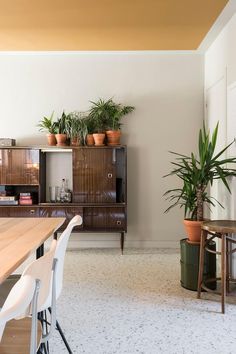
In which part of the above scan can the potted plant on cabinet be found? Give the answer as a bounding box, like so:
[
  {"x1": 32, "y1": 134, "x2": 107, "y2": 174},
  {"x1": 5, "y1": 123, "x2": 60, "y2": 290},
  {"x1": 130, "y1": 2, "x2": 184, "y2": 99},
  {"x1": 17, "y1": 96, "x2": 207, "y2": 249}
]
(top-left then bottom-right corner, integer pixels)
[
  {"x1": 37, "y1": 112, "x2": 57, "y2": 146},
  {"x1": 66, "y1": 112, "x2": 89, "y2": 146},
  {"x1": 55, "y1": 111, "x2": 69, "y2": 146},
  {"x1": 88, "y1": 99, "x2": 111, "y2": 146},
  {"x1": 65, "y1": 114, "x2": 80, "y2": 146},
  {"x1": 85, "y1": 116, "x2": 95, "y2": 146},
  {"x1": 105, "y1": 101, "x2": 135, "y2": 145},
  {"x1": 164, "y1": 122, "x2": 236, "y2": 243}
]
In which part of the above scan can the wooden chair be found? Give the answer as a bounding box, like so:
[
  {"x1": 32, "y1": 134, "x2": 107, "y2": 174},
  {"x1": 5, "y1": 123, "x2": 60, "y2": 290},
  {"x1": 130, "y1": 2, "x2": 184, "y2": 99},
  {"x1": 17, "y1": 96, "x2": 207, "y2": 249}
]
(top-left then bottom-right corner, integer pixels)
[{"x1": 197, "y1": 220, "x2": 236, "y2": 314}]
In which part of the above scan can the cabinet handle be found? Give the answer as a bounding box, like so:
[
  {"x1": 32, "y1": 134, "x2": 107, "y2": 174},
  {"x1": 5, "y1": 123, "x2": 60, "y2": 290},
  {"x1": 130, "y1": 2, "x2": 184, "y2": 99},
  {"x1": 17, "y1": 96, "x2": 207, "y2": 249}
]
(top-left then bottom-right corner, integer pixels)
[
  {"x1": 108, "y1": 173, "x2": 113, "y2": 179},
  {"x1": 116, "y1": 220, "x2": 121, "y2": 225},
  {"x1": 30, "y1": 209, "x2": 35, "y2": 215}
]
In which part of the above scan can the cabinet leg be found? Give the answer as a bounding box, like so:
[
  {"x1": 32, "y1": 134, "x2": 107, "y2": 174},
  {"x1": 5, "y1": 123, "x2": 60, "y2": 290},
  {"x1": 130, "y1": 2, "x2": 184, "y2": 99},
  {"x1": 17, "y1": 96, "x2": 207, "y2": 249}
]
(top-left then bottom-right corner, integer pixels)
[{"x1": 120, "y1": 232, "x2": 125, "y2": 255}]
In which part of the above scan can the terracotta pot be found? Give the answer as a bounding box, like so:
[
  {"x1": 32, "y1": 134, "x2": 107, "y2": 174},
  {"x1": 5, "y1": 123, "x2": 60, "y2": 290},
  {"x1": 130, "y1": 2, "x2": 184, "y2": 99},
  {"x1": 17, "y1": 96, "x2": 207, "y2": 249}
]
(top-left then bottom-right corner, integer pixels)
[
  {"x1": 93, "y1": 133, "x2": 105, "y2": 146},
  {"x1": 55, "y1": 134, "x2": 67, "y2": 146},
  {"x1": 183, "y1": 219, "x2": 203, "y2": 244},
  {"x1": 70, "y1": 137, "x2": 80, "y2": 146},
  {"x1": 86, "y1": 134, "x2": 95, "y2": 146},
  {"x1": 106, "y1": 130, "x2": 121, "y2": 145},
  {"x1": 47, "y1": 134, "x2": 56, "y2": 146}
]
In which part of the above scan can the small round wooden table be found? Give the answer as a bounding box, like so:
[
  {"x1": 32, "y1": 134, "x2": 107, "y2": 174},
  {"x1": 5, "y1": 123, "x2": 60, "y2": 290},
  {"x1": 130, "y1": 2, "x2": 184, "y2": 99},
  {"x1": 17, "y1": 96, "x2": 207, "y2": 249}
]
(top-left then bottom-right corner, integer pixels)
[{"x1": 197, "y1": 220, "x2": 236, "y2": 314}]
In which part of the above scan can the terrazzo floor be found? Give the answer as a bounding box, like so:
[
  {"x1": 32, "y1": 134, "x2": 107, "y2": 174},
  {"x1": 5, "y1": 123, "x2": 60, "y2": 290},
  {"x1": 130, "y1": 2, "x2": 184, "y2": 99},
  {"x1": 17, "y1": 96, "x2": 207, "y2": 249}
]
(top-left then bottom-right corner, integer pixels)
[{"x1": 50, "y1": 249, "x2": 236, "y2": 354}]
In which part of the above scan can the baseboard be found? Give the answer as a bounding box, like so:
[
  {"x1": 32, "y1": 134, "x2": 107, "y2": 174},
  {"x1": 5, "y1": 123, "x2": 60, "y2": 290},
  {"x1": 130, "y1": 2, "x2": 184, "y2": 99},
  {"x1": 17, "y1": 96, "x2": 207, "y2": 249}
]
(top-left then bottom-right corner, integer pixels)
[{"x1": 66, "y1": 233, "x2": 179, "y2": 250}]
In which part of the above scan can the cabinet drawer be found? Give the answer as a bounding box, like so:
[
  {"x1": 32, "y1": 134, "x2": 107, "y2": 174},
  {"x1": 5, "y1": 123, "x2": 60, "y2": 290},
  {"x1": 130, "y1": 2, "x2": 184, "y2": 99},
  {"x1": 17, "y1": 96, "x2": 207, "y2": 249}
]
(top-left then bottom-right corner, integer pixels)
[
  {"x1": 39, "y1": 206, "x2": 83, "y2": 230},
  {"x1": 8, "y1": 207, "x2": 39, "y2": 217},
  {"x1": 83, "y1": 207, "x2": 126, "y2": 231}
]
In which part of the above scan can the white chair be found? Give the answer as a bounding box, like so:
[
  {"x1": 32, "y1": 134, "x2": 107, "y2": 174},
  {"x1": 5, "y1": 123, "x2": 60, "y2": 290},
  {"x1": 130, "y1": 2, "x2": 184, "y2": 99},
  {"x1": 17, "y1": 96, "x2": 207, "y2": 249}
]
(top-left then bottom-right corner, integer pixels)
[
  {"x1": 0, "y1": 215, "x2": 83, "y2": 353},
  {"x1": 45, "y1": 215, "x2": 83, "y2": 353},
  {"x1": 0, "y1": 239, "x2": 58, "y2": 353},
  {"x1": 0, "y1": 275, "x2": 41, "y2": 354}
]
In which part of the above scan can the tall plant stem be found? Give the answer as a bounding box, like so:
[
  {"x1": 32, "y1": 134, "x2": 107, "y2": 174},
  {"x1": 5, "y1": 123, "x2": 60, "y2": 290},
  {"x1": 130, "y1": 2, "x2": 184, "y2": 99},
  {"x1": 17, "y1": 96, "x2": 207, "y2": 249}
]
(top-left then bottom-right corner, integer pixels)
[{"x1": 196, "y1": 185, "x2": 204, "y2": 221}]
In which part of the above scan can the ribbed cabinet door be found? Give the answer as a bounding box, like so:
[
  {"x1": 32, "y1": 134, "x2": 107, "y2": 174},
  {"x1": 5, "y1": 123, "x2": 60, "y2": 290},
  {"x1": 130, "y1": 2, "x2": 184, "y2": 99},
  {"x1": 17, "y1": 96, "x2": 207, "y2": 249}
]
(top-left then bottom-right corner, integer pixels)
[
  {"x1": 8, "y1": 149, "x2": 39, "y2": 185},
  {"x1": 0, "y1": 149, "x2": 9, "y2": 184},
  {"x1": 73, "y1": 149, "x2": 116, "y2": 203}
]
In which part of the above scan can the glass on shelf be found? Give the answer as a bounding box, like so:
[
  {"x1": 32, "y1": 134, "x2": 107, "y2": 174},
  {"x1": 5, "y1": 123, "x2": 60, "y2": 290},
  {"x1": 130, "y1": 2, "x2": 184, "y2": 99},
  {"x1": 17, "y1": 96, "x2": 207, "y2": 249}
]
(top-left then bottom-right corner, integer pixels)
[{"x1": 49, "y1": 186, "x2": 59, "y2": 203}]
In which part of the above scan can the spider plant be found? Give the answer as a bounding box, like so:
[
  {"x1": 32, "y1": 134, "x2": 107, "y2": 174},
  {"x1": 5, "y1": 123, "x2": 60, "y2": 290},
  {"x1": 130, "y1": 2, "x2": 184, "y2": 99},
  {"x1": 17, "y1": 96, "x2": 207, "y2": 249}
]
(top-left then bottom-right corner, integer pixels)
[
  {"x1": 37, "y1": 112, "x2": 57, "y2": 134},
  {"x1": 66, "y1": 112, "x2": 88, "y2": 145},
  {"x1": 164, "y1": 122, "x2": 236, "y2": 221}
]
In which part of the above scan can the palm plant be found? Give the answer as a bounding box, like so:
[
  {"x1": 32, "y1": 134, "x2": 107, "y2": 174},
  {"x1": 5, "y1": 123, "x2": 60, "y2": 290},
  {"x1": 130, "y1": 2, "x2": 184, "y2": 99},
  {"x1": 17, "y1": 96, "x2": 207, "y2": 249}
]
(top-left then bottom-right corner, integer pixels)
[
  {"x1": 89, "y1": 98, "x2": 134, "y2": 131},
  {"x1": 105, "y1": 102, "x2": 135, "y2": 131},
  {"x1": 164, "y1": 122, "x2": 236, "y2": 221},
  {"x1": 89, "y1": 98, "x2": 112, "y2": 132}
]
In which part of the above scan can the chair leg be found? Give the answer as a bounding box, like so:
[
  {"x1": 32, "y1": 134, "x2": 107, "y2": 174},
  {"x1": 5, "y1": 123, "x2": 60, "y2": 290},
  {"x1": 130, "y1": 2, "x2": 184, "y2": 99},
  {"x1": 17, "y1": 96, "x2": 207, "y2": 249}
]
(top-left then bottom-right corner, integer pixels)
[
  {"x1": 197, "y1": 229, "x2": 206, "y2": 299},
  {"x1": 48, "y1": 307, "x2": 72, "y2": 354},
  {"x1": 56, "y1": 320, "x2": 73, "y2": 354},
  {"x1": 226, "y1": 236, "x2": 230, "y2": 295},
  {"x1": 221, "y1": 235, "x2": 226, "y2": 314}
]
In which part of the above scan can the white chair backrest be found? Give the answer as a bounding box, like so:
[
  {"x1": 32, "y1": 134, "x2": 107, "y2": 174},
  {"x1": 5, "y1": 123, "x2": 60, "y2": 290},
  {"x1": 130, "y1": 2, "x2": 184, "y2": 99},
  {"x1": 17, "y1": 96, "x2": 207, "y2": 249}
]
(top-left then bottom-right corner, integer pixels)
[
  {"x1": 22, "y1": 239, "x2": 57, "y2": 312},
  {"x1": 43, "y1": 215, "x2": 82, "y2": 307},
  {"x1": 0, "y1": 275, "x2": 36, "y2": 341},
  {"x1": 55, "y1": 215, "x2": 82, "y2": 299}
]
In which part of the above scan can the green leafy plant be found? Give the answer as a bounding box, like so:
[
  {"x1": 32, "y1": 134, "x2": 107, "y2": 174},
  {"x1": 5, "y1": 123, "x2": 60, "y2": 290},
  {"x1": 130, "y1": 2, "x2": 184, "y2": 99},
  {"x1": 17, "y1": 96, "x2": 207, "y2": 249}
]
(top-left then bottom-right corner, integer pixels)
[
  {"x1": 106, "y1": 102, "x2": 135, "y2": 131},
  {"x1": 164, "y1": 122, "x2": 236, "y2": 221},
  {"x1": 85, "y1": 115, "x2": 96, "y2": 134},
  {"x1": 89, "y1": 98, "x2": 134, "y2": 132},
  {"x1": 66, "y1": 112, "x2": 88, "y2": 145},
  {"x1": 89, "y1": 98, "x2": 112, "y2": 132},
  {"x1": 55, "y1": 111, "x2": 70, "y2": 134},
  {"x1": 37, "y1": 112, "x2": 57, "y2": 134}
]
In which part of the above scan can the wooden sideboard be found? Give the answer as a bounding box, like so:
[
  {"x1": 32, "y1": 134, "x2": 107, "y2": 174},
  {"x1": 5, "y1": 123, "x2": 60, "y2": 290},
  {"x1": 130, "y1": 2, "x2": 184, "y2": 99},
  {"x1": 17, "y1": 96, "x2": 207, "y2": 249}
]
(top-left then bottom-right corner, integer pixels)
[{"x1": 0, "y1": 146, "x2": 127, "y2": 253}]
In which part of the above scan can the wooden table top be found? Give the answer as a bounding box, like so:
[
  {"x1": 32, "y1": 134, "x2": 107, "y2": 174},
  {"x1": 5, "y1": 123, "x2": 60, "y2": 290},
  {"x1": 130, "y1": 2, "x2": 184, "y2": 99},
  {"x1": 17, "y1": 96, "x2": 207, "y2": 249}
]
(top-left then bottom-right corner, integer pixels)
[
  {"x1": 202, "y1": 220, "x2": 236, "y2": 233},
  {"x1": 0, "y1": 218, "x2": 65, "y2": 284}
]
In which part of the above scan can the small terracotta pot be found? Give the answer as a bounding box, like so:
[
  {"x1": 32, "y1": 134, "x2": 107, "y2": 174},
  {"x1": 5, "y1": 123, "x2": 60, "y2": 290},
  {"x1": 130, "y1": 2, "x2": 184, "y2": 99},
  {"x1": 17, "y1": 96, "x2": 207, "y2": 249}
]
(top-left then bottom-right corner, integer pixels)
[
  {"x1": 86, "y1": 134, "x2": 95, "y2": 146},
  {"x1": 70, "y1": 137, "x2": 80, "y2": 146},
  {"x1": 93, "y1": 133, "x2": 105, "y2": 146},
  {"x1": 183, "y1": 219, "x2": 203, "y2": 244},
  {"x1": 47, "y1": 134, "x2": 57, "y2": 146},
  {"x1": 55, "y1": 134, "x2": 67, "y2": 146},
  {"x1": 106, "y1": 130, "x2": 121, "y2": 145}
]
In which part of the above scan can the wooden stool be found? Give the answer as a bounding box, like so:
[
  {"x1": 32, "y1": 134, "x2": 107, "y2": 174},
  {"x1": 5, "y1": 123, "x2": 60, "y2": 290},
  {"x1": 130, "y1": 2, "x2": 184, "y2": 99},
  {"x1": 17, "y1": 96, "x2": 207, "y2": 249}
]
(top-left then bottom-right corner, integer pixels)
[{"x1": 197, "y1": 220, "x2": 236, "y2": 313}]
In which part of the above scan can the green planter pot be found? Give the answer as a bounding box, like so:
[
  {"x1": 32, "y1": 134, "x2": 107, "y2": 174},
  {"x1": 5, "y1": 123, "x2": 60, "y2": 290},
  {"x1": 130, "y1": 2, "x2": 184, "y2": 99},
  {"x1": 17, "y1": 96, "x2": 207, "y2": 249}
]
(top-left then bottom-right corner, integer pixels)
[{"x1": 180, "y1": 238, "x2": 216, "y2": 291}]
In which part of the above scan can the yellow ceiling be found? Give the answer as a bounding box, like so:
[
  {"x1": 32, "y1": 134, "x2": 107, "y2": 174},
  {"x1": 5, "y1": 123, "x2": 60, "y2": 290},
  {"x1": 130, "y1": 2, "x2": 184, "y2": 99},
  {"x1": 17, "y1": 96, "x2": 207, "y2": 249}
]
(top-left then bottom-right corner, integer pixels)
[{"x1": 0, "y1": 0, "x2": 229, "y2": 50}]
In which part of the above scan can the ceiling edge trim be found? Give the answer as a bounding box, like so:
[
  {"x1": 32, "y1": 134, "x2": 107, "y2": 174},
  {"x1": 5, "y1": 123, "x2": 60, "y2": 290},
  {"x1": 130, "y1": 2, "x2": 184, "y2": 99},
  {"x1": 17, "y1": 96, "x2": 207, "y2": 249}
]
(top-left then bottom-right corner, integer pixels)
[
  {"x1": 198, "y1": 0, "x2": 236, "y2": 53},
  {"x1": 0, "y1": 50, "x2": 201, "y2": 56}
]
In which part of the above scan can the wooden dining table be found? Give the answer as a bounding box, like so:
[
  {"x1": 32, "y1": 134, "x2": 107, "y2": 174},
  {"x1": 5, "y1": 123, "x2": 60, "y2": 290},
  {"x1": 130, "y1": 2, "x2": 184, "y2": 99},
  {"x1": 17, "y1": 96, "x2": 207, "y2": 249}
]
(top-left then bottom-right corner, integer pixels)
[{"x1": 0, "y1": 217, "x2": 65, "y2": 285}]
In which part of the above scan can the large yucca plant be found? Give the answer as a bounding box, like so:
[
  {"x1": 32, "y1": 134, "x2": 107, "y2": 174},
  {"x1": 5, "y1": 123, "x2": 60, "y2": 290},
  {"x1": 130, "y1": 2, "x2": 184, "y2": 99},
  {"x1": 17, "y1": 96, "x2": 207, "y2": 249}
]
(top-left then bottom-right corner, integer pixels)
[{"x1": 164, "y1": 122, "x2": 236, "y2": 221}]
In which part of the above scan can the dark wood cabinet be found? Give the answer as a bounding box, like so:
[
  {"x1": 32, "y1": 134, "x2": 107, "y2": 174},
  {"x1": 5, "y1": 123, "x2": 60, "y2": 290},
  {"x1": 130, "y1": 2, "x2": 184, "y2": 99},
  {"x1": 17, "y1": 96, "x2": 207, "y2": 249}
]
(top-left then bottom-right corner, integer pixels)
[{"x1": 0, "y1": 146, "x2": 127, "y2": 252}]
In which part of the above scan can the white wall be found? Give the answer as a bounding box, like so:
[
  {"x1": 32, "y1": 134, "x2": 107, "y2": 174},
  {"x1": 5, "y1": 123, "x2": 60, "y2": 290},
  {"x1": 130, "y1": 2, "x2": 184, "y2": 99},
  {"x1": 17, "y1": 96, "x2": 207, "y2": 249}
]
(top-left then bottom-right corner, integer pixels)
[
  {"x1": 205, "y1": 12, "x2": 236, "y2": 221},
  {"x1": 205, "y1": 12, "x2": 236, "y2": 274},
  {"x1": 0, "y1": 52, "x2": 204, "y2": 248}
]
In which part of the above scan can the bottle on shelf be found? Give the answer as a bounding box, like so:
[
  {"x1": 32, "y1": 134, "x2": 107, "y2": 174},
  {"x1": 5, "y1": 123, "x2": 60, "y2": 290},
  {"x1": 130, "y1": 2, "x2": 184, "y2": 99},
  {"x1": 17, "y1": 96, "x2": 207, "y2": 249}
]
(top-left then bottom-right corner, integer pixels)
[{"x1": 60, "y1": 178, "x2": 66, "y2": 202}]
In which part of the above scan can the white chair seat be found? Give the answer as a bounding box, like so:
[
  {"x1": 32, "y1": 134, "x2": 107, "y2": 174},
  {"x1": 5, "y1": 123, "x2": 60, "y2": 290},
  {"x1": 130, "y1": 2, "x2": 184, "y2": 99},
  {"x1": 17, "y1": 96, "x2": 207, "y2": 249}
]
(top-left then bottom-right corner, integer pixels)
[{"x1": 0, "y1": 318, "x2": 42, "y2": 354}]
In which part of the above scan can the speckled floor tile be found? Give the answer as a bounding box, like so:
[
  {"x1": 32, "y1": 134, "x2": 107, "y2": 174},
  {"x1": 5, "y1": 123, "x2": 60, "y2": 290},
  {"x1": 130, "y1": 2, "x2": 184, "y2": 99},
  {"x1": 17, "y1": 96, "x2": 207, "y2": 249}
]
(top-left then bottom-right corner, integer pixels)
[{"x1": 50, "y1": 249, "x2": 236, "y2": 354}]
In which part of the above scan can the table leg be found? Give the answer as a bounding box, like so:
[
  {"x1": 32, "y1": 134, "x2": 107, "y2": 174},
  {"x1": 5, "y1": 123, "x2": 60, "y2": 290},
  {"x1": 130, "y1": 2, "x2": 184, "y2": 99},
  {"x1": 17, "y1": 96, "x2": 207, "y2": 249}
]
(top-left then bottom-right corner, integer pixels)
[{"x1": 197, "y1": 229, "x2": 206, "y2": 299}]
